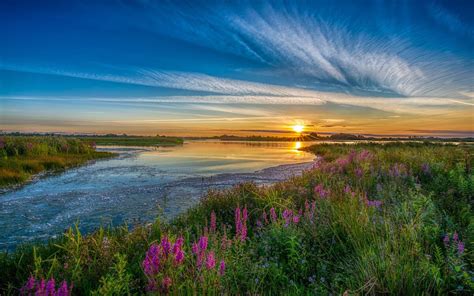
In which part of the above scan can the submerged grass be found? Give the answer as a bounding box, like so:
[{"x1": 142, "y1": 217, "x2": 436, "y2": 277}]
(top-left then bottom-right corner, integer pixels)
[
  {"x1": 0, "y1": 136, "x2": 114, "y2": 189},
  {"x1": 0, "y1": 142, "x2": 472, "y2": 295}
]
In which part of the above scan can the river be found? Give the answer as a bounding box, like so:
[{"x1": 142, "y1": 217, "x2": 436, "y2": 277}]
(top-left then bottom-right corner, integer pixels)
[{"x1": 0, "y1": 141, "x2": 316, "y2": 250}]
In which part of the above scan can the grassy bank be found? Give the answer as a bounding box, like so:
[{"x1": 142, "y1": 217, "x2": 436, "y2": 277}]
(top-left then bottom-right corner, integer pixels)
[
  {"x1": 77, "y1": 135, "x2": 184, "y2": 147},
  {"x1": 0, "y1": 136, "x2": 114, "y2": 189},
  {"x1": 0, "y1": 143, "x2": 472, "y2": 295}
]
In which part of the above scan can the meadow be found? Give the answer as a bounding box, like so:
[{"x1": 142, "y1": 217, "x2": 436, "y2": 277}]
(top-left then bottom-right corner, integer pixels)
[
  {"x1": 0, "y1": 142, "x2": 472, "y2": 295},
  {"x1": 0, "y1": 136, "x2": 114, "y2": 189}
]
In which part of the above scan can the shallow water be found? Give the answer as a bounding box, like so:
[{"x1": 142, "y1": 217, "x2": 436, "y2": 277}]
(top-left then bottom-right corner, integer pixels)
[{"x1": 0, "y1": 141, "x2": 315, "y2": 250}]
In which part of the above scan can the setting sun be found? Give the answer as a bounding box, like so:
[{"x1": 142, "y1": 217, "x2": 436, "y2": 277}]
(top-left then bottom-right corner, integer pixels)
[{"x1": 292, "y1": 125, "x2": 304, "y2": 133}]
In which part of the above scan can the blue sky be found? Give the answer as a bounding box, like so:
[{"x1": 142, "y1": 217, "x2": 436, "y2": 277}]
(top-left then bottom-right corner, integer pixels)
[{"x1": 1, "y1": 0, "x2": 473, "y2": 136}]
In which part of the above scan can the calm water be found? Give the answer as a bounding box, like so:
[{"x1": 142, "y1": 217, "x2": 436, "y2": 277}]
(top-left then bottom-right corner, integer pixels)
[{"x1": 0, "y1": 141, "x2": 315, "y2": 250}]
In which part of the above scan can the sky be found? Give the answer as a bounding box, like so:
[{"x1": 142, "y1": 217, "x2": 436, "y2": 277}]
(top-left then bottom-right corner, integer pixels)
[{"x1": 1, "y1": 0, "x2": 473, "y2": 137}]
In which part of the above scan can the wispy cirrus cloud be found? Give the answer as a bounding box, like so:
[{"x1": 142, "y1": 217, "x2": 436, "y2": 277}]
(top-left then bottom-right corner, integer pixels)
[{"x1": 140, "y1": 1, "x2": 473, "y2": 98}]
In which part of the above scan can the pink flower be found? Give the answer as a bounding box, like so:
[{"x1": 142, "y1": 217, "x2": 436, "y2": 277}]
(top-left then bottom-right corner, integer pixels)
[
  {"x1": 161, "y1": 236, "x2": 171, "y2": 255},
  {"x1": 206, "y1": 251, "x2": 216, "y2": 270},
  {"x1": 174, "y1": 249, "x2": 185, "y2": 265},
  {"x1": 458, "y1": 241, "x2": 465, "y2": 254},
  {"x1": 192, "y1": 242, "x2": 199, "y2": 255},
  {"x1": 219, "y1": 260, "x2": 226, "y2": 276},
  {"x1": 453, "y1": 231, "x2": 459, "y2": 242},
  {"x1": 57, "y1": 281, "x2": 71, "y2": 296},
  {"x1": 262, "y1": 210, "x2": 268, "y2": 224},
  {"x1": 270, "y1": 207, "x2": 277, "y2": 222},
  {"x1": 314, "y1": 184, "x2": 329, "y2": 198},
  {"x1": 443, "y1": 234, "x2": 450, "y2": 247},
  {"x1": 45, "y1": 278, "x2": 56, "y2": 295},
  {"x1": 162, "y1": 277, "x2": 172, "y2": 291},
  {"x1": 292, "y1": 215, "x2": 300, "y2": 224},
  {"x1": 210, "y1": 211, "x2": 217, "y2": 233},
  {"x1": 198, "y1": 236, "x2": 208, "y2": 251}
]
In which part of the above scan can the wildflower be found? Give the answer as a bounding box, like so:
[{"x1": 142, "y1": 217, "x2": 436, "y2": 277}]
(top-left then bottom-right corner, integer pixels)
[
  {"x1": 235, "y1": 207, "x2": 242, "y2": 236},
  {"x1": 206, "y1": 251, "x2": 216, "y2": 270},
  {"x1": 443, "y1": 234, "x2": 450, "y2": 247},
  {"x1": 256, "y1": 220, "x2": 263, "y2": 228},
  {"x1": 389, "y1": 163, "x2": 407, "y2": 178},
  {"x1": 458, "y1": 241, "x2": 465, "y2": 254},
  {"x1": 453, "y1": 231, "x2": 459, "y2": 242},
  {"x1": 357, "y1": 150, "x2": 372, "y2": 161},
  {"x1": 314, "y1": 184, "x2": 329, "y2": 198},
  {"x1": 198, "y1": 236, "x2": 208, "y2": 251},
  {"x1": 192, "y1": 242, "x2": 199, "y2": 255},
  {"x1": 161, "y1": 236, "x2": 171, "y2": 255},
  {"x1": 162, "y1": 277, "x2": 172, "y2": 291},
  {"x1": 243, "y1": 207, "x2": 248, "y2": 221},
  {"x1": 355, "y1": 167, "x2": 363, "y2": 178},
  {"x1": 270, "y1": 207, "x2": 277, "y2": 222},
  {"x1": 262, "y1": 210, "x2": 268, "y2": 224},
  {"x1": 210, "y1": 211, "x2": 216, "y2": 233},
  {"x1": 46, "y1": 278, "x2": 56, "y2": 295},
  {"x1": 292, "y1": 215, "x2": 300, "y2": 224},
  {"x1": 57, "y1": 281, "x2": 71, "y2": 296},
  {"x1": 282, "y1": 209, "x2": 293, "y2": 227},
  {"x1": 421, "y1": 163, "x2": 431, "y2": 175},
  {"x1": 172, "y1": 237, "x2": 184, "y2": 253},
  {"x1": 219, "y1": 260, "x2": 226, "y2": 276},
  {"x1": 174, "y1": 249, "x2": 185, "y2": 265}
]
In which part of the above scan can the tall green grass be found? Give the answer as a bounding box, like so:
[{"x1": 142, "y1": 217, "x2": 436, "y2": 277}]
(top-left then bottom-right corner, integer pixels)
[
  {"x1": 0, "y1": 136, "x2": 114, "y2": 188},
  {"x1": 0, "y1": 142, "x2": 472, "y2": 295}
]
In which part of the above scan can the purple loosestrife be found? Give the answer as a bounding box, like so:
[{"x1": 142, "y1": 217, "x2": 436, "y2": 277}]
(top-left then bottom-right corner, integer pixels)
[
  {"x1": 210, "y1": 211, "x2": 217, "y2": 233},
  {"x1": 162, "y1": 277, "x2": 172, "y2": 292},
  {"x1": 453, "y1": 231, "x2": 459, "y2": 242},
  {"x1": 57, "y1": 281, "x2": 71, "y2": 296},
  {"x1": 161, "y1": 236, "x2": 171, "y2": 255},
  {"x1": 292, "y1": 215, "x2": 300, "y2": 224},
  {"x1": 458, "y1": 241, "x2": 465, "y2": 254},
  {"x1": 219, "y1": 260, "x2": 226, "y2": 276},
  {"x1": 389, "y1": 163, "x2": 407, "y2": 178},
  {"x1": 262, "y1": 210, "x2": 269, "y2": 224},
  {"x1": 21, "y1": 276, "x2": 72, "y2": 296},
  {"x1": 357, "y1": 150, "x2": 373, "y2": 161},
  {"x1": 355, "y1": 167, "x2": 363, "y2": 178},
  {"x1": 206, "y1": 251, "x2": 216, "y2": 270},
  {"x1": 270, "y1": 207, "x2": 277, "y2": 223},
  {"x1": 45, "y1": 278, "x2": 56, "y2": 295},
  {"x1": 282, "y1": 209, "x2": 293, "y2": 227},
  {"x1": 443, "y1": 234, "x2": 450, "y2": 247},
  {"x1": 235, "y1": 207, "x2": 248, "y2": 241},
  {"x1": 314, "y1": 184, "x2": 329, "y2": 198}
]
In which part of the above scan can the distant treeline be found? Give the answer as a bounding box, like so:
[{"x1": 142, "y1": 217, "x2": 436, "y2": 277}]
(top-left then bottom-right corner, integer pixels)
[{"x1": 185, "y1": 133, "x2": 474, "y2": 142}]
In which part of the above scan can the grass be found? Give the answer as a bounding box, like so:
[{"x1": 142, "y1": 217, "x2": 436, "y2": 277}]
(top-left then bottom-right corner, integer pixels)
[
  {"x1": 0, "y1": 136, "x2": 114, "y2": 189},
  {"x1": 76, "y1": 135, "x2": 184, "y2": 147},
  {"x1": 0, "y1": 142, "x2": 472, "y2": 295}
]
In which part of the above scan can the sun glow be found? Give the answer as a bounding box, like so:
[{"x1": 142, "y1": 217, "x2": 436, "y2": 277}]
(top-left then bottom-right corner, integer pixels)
[{"x1": 292, "y1": 125, "x2": 304, "y2": 133}]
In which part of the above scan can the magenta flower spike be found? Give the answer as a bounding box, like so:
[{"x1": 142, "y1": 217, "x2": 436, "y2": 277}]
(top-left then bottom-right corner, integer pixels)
[
  {"x1": 206, "y1": 251, "x2": 216, "y2": 270},
  {"x1": 219, "y1": 260, "x2": 226, "y2": 276},
  {"x1": 210, "y1": 211, "x2": 217, "y2": 233}
]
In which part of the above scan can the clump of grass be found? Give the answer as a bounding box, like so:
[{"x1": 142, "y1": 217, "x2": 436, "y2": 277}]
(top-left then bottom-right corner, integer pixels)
[
  {"x1": 0, "y1": 136, "x2": 114, "y2": 188},
  {"x1": 0, "y1": 142, "x2": 472, "y2": 295}
]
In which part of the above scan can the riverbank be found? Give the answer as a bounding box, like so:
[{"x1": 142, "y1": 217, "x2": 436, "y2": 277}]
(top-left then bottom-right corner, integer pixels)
[
  {"x1": 1, "y1": 142, "x2": 472, "y2": 294},
  {"x1": 0, "y1": 136, "x2": 115, "y2": 189}
]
